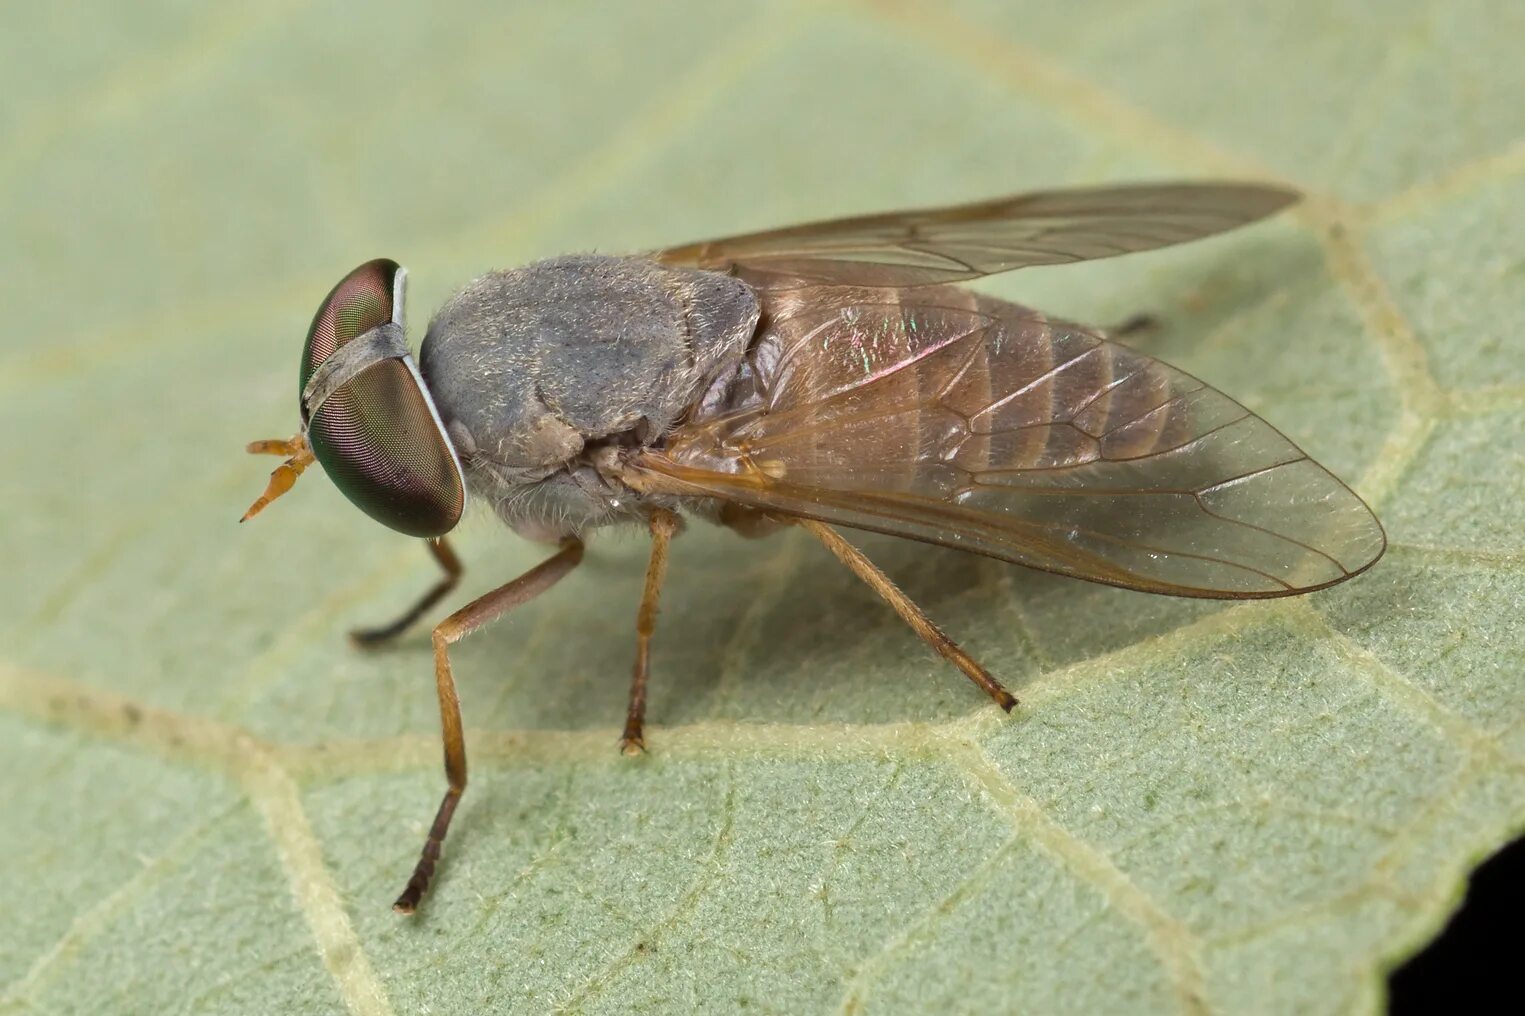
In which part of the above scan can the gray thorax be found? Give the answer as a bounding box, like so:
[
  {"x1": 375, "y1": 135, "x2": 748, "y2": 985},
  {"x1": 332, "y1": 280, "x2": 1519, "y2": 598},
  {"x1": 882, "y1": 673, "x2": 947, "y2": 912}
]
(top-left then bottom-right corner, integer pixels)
[{"x1": 416, "y1": 255, "x2": 761, "y2": 535}]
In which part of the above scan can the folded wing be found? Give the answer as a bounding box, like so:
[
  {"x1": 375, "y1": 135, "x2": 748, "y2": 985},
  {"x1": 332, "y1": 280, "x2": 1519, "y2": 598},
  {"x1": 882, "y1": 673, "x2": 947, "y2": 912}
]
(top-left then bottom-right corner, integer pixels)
[
  {"x1": 655, "y1": 182, "x2": 1299, "y2": 287},
  {"x1": 634, "y1": 290, "x2": 1384, "y2": 598}
]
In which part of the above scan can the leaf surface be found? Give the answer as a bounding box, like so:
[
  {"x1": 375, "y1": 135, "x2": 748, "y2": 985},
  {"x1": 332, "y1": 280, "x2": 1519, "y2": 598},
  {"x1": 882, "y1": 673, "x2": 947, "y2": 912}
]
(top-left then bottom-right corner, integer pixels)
[{"x1": 2, "y1": 2, "x2": 1522, "y2": 1014}]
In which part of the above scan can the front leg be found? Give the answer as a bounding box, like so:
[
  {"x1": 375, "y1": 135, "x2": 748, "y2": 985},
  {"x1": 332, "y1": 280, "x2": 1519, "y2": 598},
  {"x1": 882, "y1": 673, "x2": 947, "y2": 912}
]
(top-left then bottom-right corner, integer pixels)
[
  {"x1": 620, "y1": 509, "x2": 681, "y2": 755},
  {"x1": 352, "y1": 537, "x2": 463, "y2": 647},
  {"x1": 393, "y1": 537, "x2": 584, "y2": 914}
]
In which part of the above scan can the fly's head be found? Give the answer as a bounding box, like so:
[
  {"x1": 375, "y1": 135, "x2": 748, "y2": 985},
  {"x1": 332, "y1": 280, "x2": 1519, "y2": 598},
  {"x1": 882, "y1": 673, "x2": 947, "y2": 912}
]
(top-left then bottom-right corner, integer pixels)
[{"x1": 241, "y1": 259, "x2": 467, "y2": 538}]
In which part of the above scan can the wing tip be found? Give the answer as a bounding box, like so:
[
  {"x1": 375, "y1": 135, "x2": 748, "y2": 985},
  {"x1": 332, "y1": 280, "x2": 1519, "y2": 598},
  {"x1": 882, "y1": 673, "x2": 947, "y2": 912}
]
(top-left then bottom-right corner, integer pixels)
[
  {"x1": 1325, "y1": 481, "x2": 1390, "y2": 587},
  {"x1": 1152, "y1": 179, "x2": 1303, "y2": 220},
  {"x1": 1230, "y1": 510, "x2": 1388, "y2": 600},
  {"x1": 1221, "y1": 180, "x2": 1302, "y2": 217}
]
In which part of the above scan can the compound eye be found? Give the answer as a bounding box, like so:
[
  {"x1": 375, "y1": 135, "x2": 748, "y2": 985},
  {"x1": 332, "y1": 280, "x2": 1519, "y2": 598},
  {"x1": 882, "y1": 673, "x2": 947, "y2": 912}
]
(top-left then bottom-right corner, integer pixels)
[{"x1": 299, "y1": 259, "x2": 465, "y2": 537}]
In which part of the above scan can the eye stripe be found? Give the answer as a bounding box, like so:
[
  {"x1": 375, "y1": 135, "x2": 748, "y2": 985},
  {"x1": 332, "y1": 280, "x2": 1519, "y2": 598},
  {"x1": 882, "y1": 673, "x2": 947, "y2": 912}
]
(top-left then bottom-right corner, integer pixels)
[
  {"x1": 300, "y1": 260, "x2": 394, "y2": 392},
  {"x1": 302, "y1": 321, "x2": 410, "y2": 420},
  {"x1": 300, "y1": 260, "x2": 466, "y2": 537}
]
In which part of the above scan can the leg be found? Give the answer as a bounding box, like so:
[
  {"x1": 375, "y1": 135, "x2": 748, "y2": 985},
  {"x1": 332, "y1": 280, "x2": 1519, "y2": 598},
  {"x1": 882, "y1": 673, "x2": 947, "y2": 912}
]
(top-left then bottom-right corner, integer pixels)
[
  {"x1": 620, "y1": 510, "x2": 681, "y2": 754},
  {"x1": 1102, "y1": 313, "x2": 1159, "y2": 342},
  {"x1": 795, "y1": 519, "x2": 1017, "y2": 712},
  {"x1": 351, "y1": 537, "x2": 463, "y2": 647},
  {"x1": 393, "y1": 537, "x2": 584, "y2": 914}
]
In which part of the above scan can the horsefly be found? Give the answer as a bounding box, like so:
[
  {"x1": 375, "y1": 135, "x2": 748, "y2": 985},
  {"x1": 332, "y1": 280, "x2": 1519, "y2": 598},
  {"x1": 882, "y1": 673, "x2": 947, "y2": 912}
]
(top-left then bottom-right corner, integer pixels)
[{"x1": 242, "y1": 182, "x2": 1385, "y2": 912}]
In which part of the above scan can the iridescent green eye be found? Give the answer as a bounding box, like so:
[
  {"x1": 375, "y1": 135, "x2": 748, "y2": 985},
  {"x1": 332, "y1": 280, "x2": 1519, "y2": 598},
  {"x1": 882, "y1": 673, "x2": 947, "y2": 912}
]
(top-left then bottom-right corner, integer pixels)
[{"x1": 299, "y1": 259, "x2": 466, "y2": 537}]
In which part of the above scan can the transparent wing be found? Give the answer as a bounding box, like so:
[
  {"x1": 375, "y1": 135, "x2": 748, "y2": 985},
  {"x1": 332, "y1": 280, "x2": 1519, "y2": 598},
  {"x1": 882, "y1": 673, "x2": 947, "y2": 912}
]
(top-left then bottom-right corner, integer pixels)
[
  {"x1": 632, "y1": 290, "x2": 1385, "y2": 598},
  {"x1": 654, "y1": 182, "x2": 1299, "y2": 287}
]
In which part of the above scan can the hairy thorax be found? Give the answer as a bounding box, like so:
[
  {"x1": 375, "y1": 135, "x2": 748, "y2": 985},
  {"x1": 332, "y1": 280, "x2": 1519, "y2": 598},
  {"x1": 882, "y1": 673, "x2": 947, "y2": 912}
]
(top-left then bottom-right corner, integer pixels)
[{"x1": 417, "y1": 254, "x2": 759, "y2": 540}]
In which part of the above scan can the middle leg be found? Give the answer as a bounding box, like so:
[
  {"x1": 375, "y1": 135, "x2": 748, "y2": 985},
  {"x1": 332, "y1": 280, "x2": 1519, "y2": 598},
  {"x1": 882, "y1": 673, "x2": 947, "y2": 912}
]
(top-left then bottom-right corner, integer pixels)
[{"x1": 621, "y1": 509, "x2": 681, "y2": 754}]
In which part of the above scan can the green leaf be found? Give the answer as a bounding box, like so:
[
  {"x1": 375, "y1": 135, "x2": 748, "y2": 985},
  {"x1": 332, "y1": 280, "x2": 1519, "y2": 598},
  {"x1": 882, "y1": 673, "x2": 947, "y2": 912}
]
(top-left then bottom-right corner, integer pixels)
[{"x1": 3, "y1": 2, "x2": 1521, "y2": 1014}]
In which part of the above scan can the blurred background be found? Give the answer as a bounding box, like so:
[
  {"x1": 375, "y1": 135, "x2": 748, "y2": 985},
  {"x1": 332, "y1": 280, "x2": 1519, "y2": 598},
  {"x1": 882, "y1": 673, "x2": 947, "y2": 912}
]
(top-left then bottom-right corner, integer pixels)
[{"x1": 2, "y1": 2, "x2": 1520, "y2": 1014}]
